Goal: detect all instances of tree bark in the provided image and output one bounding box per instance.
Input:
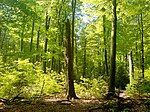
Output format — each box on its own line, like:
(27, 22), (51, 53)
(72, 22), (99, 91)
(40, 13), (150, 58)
(103, 15), (108, 76)
(128, 50), (134, 85)
(36, 27), (40, 61)
(108, 0), (117, 96)
(65, 19), (77, 100)
(140, 13), (144, 78)
(75, 35), (78, 79)
(83, 38), (86, 78)
(20, 36), (24, 52)
(30, 18), (35, 52)
(43, 12), (50, 73)
(70, 0), (76, 79)
(20, 18), (26, 52)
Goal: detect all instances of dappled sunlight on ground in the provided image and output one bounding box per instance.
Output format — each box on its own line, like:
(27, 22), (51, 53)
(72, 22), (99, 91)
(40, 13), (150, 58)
(1, 96), (150, 112)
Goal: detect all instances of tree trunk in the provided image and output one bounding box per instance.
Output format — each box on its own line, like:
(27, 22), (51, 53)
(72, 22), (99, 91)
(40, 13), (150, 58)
(20, 22), (26, 52)
(36, 27), (40, 61)
(43, 12), (50, 73)
(83, 38), (86, 78)
(43, 38), (48, 73)
(50, 50), (55, 72)
(128, 50), (134, 85)
(108, 0), (117, 96)
(58, 23), (64, 73)
(75, 35), (78, 79)
(140, 13), (144, 78)
(30, 18), (35, 52)
(103, 15), (108, 76)
(70, 0), (76, 79)
(65, 19), (77, 100)
(20, 37), (23, 52)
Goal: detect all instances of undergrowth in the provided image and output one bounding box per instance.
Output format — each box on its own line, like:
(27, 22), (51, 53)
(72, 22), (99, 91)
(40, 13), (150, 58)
(0, 59), (108, 100)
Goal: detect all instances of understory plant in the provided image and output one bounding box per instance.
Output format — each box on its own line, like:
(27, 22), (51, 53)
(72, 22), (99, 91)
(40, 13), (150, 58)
(126, 69), (150, 97)
(0, 59), (65, 99)
(75, 76), (108, 98)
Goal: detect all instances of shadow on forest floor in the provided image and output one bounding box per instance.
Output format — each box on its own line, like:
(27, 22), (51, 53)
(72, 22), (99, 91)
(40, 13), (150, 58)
(1, 96), (150, 112)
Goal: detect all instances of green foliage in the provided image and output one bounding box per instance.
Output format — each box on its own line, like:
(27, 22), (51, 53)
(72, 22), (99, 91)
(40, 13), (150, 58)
(115, 63), (129, 89)
(33, 71), (65, 97)
(0, 59), (65, 99)
(75, 76), (108, 98)
(0, 0), (150, 101)
(126, 78), (150, 97)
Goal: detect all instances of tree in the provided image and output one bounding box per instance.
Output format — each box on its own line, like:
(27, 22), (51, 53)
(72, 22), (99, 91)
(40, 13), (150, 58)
(82, 37), (87, 77)
(64, 19), (78, 100)
(36, 27), (40, 61)
(102, 13), (109, 76)
(139, 13), (144, 78)
(43, 12), (50, 74)
(128, 50), (134, 85)
(108, 0), (117, 96)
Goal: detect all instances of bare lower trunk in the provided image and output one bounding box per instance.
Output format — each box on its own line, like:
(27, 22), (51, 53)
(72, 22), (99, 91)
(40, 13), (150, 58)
(128, 50), (134, 85)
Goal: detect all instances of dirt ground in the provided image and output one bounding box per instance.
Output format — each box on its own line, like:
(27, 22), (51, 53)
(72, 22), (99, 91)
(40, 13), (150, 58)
(0, 96), (150, 112)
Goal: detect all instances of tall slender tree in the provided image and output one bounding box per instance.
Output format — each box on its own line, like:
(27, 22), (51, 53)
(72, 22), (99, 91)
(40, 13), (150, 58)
(140, 13), (144, 78)
(70, 0), (76, 77)
(108, 0), (117, 96)
(43, 12), (50, 73)
(36, 27), (40, 61)
(30, 17), (35, 52)
(128, 50), (134, 85)
(65, 19), (77, 100)
(103, 14), (109, 76)
(83, 38), (86, 77)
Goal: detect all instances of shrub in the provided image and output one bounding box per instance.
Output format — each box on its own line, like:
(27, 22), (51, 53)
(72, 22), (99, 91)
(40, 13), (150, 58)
(126, 78), (150, 97)
(0, 59), (65, 99)
(115, 63), (129, 89)
(75, 76), (108, 98)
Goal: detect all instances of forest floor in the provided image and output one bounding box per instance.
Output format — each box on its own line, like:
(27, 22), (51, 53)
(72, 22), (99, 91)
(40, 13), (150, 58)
(1, 92), (150, 112)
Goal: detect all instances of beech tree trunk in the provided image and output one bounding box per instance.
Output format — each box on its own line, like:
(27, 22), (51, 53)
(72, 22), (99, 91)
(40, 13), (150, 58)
(30, 18), (35, 52)
(20, 36), (24, 52)
(20, 18), (26, 52)
(103, 14), (108, 76)
(43, 12), (50, 73)
(83, 38), (86, 77)
(108, 0), (117, 96)
(128, 50), (134, 85)
(140, 13), (144, 78)
(75, 35), (78, 78)
(36, 27), (40, 61)
(20, 26), (25, 52)
(70, 0), (76, 78)
(65, 19), (77, 100)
